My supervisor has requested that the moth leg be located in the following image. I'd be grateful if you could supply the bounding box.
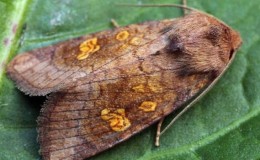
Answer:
[111,19,120,28]
[155,118,165,147]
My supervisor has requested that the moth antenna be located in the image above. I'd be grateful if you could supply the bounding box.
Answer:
[110,19,120,28]
[160,95,205,136]
[116,3,198,14]
[182,0,188,15]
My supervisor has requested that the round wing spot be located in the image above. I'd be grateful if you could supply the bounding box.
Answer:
[101,108,131,132]
[139,101,157,112]
[116,30,130,41]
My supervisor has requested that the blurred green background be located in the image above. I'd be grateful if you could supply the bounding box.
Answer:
[0,0,259,159]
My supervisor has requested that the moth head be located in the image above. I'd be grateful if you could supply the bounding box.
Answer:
[165,12,242,76]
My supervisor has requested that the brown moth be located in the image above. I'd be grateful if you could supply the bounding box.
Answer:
[7,6,242,160]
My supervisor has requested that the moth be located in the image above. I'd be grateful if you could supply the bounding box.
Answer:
[7,4,242,160]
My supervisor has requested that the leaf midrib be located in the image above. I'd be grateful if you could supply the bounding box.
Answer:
[0,0,32,84]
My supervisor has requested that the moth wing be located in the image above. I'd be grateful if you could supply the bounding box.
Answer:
[38,58,213,159]
[7,20,174,96]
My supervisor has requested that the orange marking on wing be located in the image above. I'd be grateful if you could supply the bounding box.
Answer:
[101,108,131,132]
[132,84,145,93]
[129,37,142,46]
[77,37,100,60]
[139,101,157,112]
[116,31,130,41]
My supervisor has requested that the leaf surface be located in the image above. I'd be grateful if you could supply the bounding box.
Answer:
[0,0,259,159]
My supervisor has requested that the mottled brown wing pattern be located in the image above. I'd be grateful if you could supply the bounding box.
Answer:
[7,12,242,160]
[38,67,212,160]
[7,20,174,96]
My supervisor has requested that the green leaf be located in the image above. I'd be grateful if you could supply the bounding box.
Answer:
[0,0,259,160]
